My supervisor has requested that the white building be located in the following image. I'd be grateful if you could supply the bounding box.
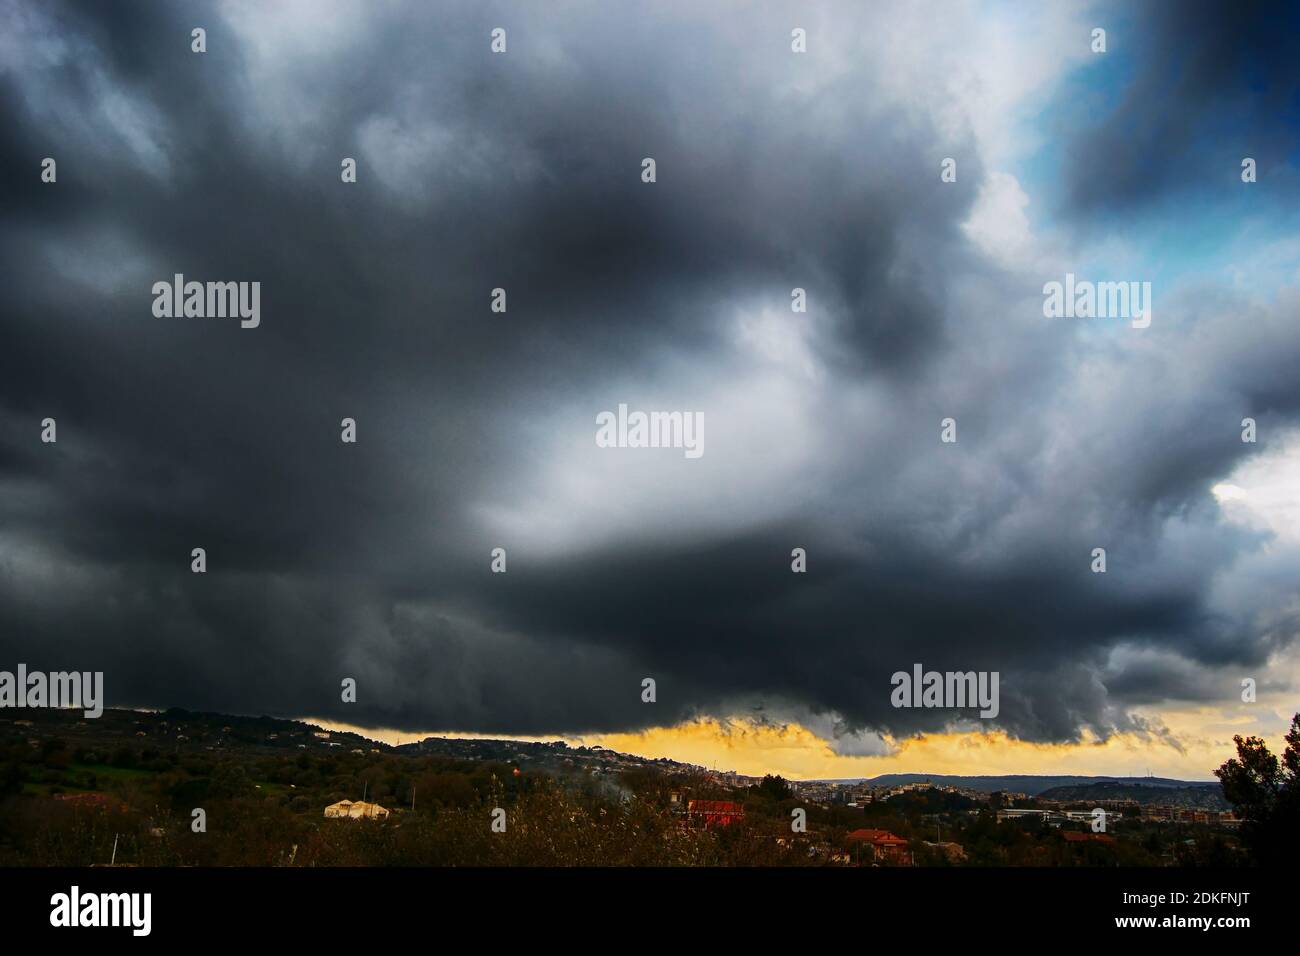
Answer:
[324,800,391,820]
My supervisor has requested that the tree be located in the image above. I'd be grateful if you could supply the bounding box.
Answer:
[209,762,253,799]
[0,761,22,798]
[1215,713,1300,865]
[757,774,792,801]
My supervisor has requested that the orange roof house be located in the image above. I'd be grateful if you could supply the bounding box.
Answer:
[846,828,912,864]
[686,799,745,828]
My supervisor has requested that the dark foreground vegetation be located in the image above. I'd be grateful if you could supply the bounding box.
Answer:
[0,708,1286,867]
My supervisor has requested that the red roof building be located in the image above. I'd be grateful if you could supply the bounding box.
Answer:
[846,828,912,864]
[686,799,745,828]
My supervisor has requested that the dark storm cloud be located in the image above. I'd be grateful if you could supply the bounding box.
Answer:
[1060,0,1300,217]
[0,0,1297,743]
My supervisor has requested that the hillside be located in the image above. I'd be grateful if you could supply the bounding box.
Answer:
[1037,780,1229,810]
[3,711,1228,797]
[814,773,1217,796]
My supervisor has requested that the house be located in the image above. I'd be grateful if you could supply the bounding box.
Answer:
[847,828,912,864]
[1062,831,1115,844]
[323,799,391,820]
[686,799,745,828]
[996,808,1049,822]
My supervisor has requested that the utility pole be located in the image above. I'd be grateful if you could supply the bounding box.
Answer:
[411,786,416,811]
[110,833,119,866]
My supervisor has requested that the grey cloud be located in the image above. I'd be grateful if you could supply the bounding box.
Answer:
[0,0,1297,743]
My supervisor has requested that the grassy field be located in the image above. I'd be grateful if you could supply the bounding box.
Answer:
[21,762,156,796]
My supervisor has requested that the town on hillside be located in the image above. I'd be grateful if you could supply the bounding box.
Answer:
[0,707,1257,867]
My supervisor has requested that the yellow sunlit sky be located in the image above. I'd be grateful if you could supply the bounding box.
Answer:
[310,696,1296,782]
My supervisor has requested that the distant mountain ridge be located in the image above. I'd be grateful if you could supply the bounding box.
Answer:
[1036,780,1229,810]
[812,772,1220,795]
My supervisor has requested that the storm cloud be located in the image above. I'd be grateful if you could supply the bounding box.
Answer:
[1,0,1297,746]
